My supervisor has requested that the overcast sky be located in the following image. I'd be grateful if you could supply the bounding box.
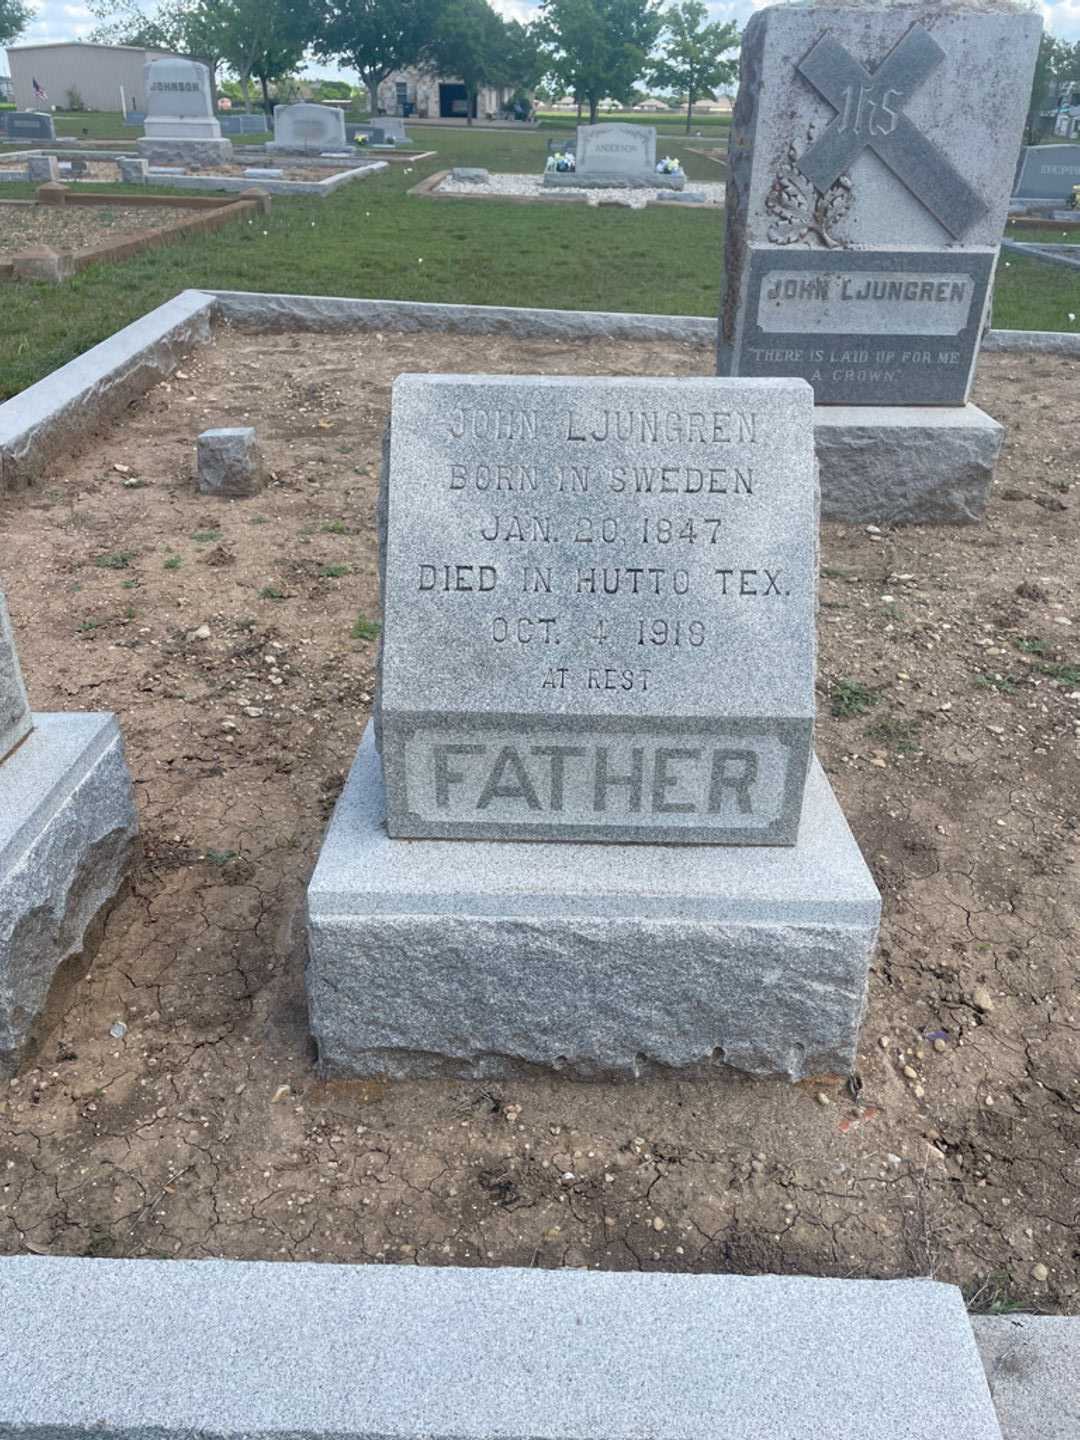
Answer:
[4,0,1079,81]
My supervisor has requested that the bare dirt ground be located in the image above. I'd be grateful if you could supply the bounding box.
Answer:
[0,329,1077,1309]
[0,203,174,258]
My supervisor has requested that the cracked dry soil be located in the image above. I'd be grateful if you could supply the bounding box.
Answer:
[1,330,1078,1309]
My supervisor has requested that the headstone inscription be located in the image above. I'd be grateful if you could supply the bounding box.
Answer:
[0,592,31,763]
[721,2,1041,406]
[1014,144,1080,202]
[377,375,815,845]
[305,373,881,1083]
[270,103,347,153]
[0,583,138,1076]
[543,123,683,190]
[138,58,232,165]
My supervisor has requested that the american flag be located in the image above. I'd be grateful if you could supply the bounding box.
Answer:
[32,76,47,102]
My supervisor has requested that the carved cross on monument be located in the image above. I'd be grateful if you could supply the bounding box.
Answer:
[796,23,988,240]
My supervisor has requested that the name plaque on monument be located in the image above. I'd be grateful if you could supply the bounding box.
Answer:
[742,248,994,404]
[0,592,32,763]
[377,374,816,845]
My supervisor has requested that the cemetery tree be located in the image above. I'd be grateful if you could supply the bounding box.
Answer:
[422,0,513,125]
[649,0,738,133]
[536,0,663,124]
[306,0,438,116]
[0,0,30,46]
[213,0,307,111]
[89,0,228,92]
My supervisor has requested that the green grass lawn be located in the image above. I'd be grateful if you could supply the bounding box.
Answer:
[0,126,1076,400]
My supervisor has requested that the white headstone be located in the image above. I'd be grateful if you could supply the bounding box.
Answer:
[272,103,348,152]
[143,58,221,142]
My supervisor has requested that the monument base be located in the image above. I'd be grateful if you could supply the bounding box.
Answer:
[543,171,685,190]
[137,137,234,166]
[0,713,138,1077]
[306,726,880,1083]
[815,404,1005,525]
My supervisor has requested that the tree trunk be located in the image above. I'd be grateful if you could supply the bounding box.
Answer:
[240,75,252,113]
[588,95,598,124]
[366,77,379,116]
[467,84,475,125]
[259,73,271,114]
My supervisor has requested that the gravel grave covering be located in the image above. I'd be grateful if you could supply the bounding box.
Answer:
[0,204,179,259]
[434,172,726,208]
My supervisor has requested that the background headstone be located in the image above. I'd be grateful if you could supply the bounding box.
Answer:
[544,122,682,189]
[27,156,60,183]
[377,373,817,846]
[719,1,1042,406]
[0,592,31,763]
[1014,144,1080,201]
[1,112,55,142]
[139,57,232,165]
[271,103,347,153]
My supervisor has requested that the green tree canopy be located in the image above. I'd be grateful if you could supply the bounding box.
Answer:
[0,0,30,48]
[649,0,737,133]
[305,0,438,116]
[1027,32,1080,143]
[536,0,662,125]
[422,0,528,124]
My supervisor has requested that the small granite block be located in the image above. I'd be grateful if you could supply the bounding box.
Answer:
[655,190,707,204]
[379,374,817,846]
[27,156,59,183]
[117,157,149,183]
[0,592,31,762]
[0,1258,1003,1440]
[12,246,70,283]
[0,713,138,1076]
[451,167,490,183]
[196,426,264,497]
[815,404,1003,524]
[307,726,879,1081]
[974,1315,1080,1440]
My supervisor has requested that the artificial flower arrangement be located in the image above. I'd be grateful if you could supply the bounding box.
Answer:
[545,151,576,173]
[354,133,369,146]
[656,156,683,175]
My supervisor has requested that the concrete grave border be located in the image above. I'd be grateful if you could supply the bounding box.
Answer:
[410,169,717,210]
[0,288,1077,496]
[0,149,390,196]
[0,186,269,283]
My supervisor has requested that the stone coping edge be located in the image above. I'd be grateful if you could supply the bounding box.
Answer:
[1000,238,1080,272]
[0,288,216,491]
[0,1257,1005,1440]
[1,287,1076,492]
[410,169,716,212]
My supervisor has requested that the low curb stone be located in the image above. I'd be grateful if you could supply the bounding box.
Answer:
[0,1258,1003,1440]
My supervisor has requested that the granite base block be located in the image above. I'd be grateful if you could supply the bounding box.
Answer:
[306,726,880,1082]
[815,404,1004,525]
[136,137,233,166]
[974,1315,1080,1440]
[543,170,685,190]
[0,1258,1003,1440]
[0,713,138,1076]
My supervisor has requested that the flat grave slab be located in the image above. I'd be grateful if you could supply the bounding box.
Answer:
[378,373,816,845]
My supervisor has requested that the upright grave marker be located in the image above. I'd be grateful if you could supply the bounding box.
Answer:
[270,103,347,153]
[0,584,138,1075]
[307,374,881,1083]
[719,0,1042,521]
[138,57,232,166]
[0,593,31,762]
[1014,144,1080,203]
[0,112,55,142]
[543,122,683,190]
[378,375,815,845]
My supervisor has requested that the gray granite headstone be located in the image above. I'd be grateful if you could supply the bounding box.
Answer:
[1014,144,1080,201]
[27,156,60,183]
[719,1,1042,405]
[543,122,685,190]
[139,57,231,163]
[0,592,32,763]
[3,112,55,141]
[271,103,347,152]
[377,374,817,846]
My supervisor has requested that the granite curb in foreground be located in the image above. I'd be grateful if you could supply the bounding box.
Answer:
[306,727,879,1081]
[0,1257,1003,1440]
[0,712,138,1076]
